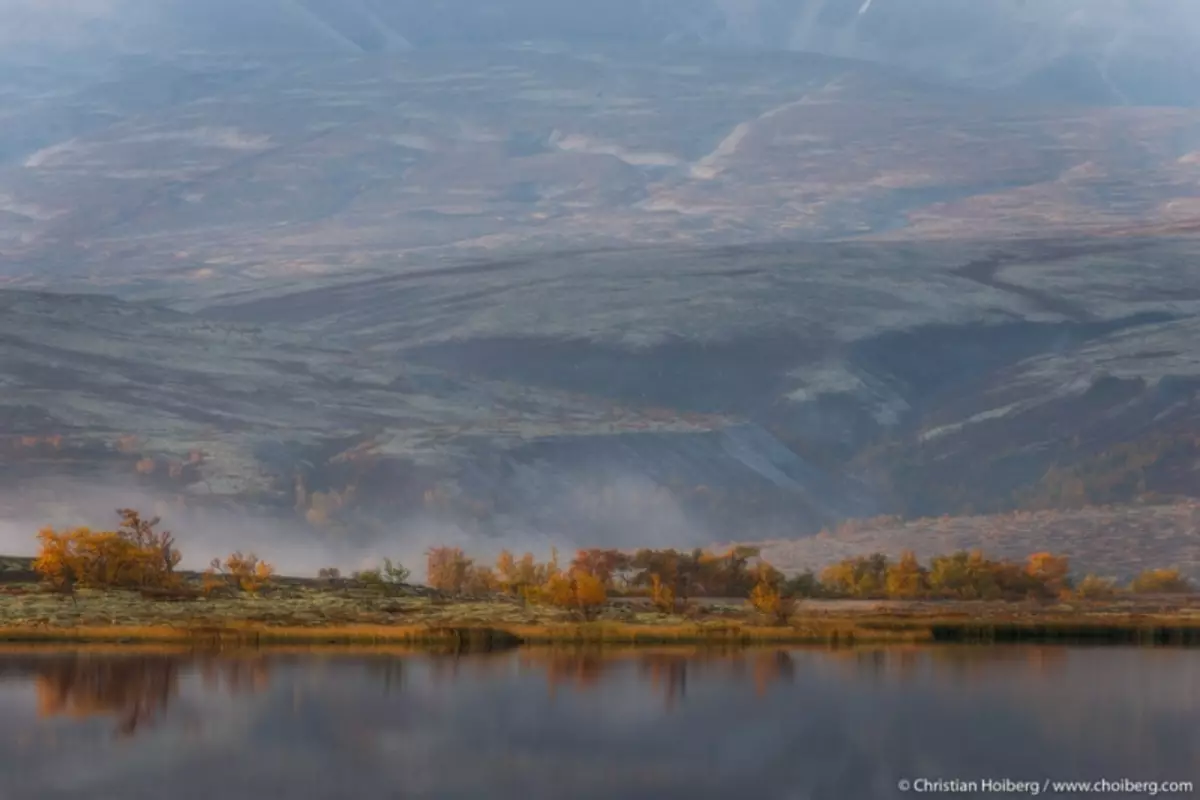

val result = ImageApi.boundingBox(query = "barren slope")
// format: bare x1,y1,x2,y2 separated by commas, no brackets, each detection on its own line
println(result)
2,51,1200,291
4,233,1200,566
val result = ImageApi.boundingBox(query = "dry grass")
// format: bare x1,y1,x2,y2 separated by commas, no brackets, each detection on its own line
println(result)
2,580,1199,646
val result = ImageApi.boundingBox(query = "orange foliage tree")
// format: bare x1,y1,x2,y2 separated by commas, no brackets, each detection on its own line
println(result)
33,509,181,594
1025,552,1073,598
206,552,274,594
426,546,473,594
541,566,608,620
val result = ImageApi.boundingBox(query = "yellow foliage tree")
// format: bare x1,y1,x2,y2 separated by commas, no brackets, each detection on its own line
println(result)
33,528,82,595
541,572,574,608
749,578,795,625
572,569,608,620
649,573,675,614
885,551,929,598
820,553,889,598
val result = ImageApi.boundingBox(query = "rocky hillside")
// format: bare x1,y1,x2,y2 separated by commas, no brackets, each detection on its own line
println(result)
4,233,1200,553
3,48,1200,289
752,502,1200,583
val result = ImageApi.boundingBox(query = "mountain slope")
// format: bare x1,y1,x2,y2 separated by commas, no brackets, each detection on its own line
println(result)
5,234,1200,557
3,50,1200,290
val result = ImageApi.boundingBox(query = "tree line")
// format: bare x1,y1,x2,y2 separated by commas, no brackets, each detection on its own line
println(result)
33,509,275,598
413,545,1194,623
28,511,1194,618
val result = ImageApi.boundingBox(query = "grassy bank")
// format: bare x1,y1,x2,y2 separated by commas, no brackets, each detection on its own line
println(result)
2,581,1199,647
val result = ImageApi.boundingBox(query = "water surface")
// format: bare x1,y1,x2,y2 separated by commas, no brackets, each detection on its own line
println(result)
1,646,1197,799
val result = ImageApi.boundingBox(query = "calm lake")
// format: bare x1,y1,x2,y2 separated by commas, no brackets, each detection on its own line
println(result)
1,646,1197,799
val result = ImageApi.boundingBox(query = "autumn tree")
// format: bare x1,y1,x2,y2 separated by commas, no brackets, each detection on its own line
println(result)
33,528,80,599
571,569,608,619
495,550,548,602
426,547,472,594
1129,568,1193,594
463,565,499,596
495,549,518,593
569,548,629,588
749,577,795,626
208,552,274,594
820,553,890,598
885,551,929,599
1074,574,1119,601
116,509,181,580
33,510,182,593
649,573,675,613
926,551,1003,600
541,571,573,609
541,564,608,620
1025,552,1073,598
631,549,679,592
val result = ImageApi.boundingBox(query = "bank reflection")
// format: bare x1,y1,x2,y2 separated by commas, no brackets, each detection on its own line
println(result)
12,654,274,737
2,645,1096,741
520,649,798,708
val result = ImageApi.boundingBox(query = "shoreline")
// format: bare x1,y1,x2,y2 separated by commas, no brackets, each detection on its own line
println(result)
2,610,1198,648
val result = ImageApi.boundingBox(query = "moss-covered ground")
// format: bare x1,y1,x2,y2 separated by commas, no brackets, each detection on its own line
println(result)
2,571,1199,647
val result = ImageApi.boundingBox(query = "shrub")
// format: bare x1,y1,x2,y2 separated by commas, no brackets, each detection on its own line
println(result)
1129,568,1193,594
353,558,410,588
381,558,410,585
207,552,274,594
1074,574,1119,601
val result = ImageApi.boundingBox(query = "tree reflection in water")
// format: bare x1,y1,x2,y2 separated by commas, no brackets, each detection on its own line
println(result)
27,654,273,737
19,646,1065,737
35,656,180,737
518,649,798,709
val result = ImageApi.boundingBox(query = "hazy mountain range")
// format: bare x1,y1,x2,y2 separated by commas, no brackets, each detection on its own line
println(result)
1,0,1199,573
4,0,1200,109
